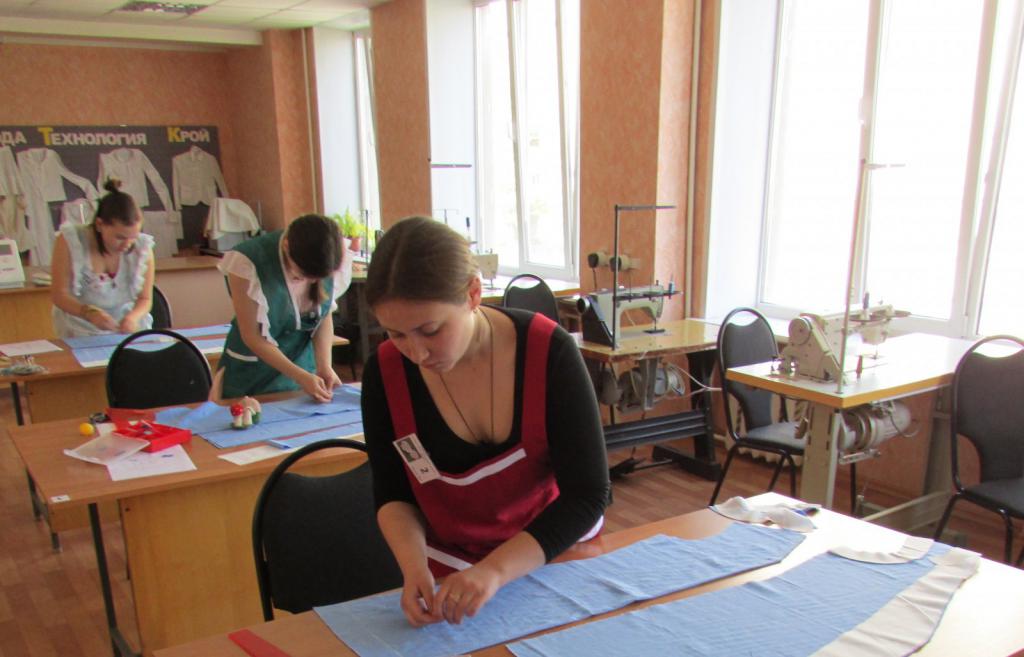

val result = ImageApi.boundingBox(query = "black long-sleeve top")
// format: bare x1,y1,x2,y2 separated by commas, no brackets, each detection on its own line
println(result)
361,307,610,562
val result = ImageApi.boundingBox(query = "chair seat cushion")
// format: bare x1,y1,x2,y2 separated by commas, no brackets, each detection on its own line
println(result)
964,478,1024,518
742,421,804,452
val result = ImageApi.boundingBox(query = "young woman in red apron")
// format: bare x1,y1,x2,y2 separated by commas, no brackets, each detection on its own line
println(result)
362,217,609,627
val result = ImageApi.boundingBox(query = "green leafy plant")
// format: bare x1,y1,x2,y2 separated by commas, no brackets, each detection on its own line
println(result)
331,208,366,239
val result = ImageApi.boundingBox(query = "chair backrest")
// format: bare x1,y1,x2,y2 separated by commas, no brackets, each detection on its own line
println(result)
252,439,402,620
150,285,173,329
717,307,782,436
502,273,560,323
105,329,212,409
951,335,1024,487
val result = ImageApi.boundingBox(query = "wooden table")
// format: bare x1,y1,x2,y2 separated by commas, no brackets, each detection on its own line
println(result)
0,256,231,343
153,492,1024,657
727,333,976,528
576,319,722,480
7,410,368,657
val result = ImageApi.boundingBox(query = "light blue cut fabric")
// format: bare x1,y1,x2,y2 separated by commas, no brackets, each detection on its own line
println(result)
154,386,363,449
509,544,951,657
72,337,225,367
268,420,364,448
63,324,232,349
314,524,804,657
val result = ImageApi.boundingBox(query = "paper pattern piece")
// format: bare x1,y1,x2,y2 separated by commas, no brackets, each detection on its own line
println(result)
155,386,363,449
63,323,231,349
712,495,819,532
0,340,62,356
72,337,223,368
219,445,298,466
509,544,976,657
106,444,197,481
315,524,805,657
268,421,365,449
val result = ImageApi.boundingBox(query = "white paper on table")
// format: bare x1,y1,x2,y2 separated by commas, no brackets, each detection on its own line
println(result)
0,340,61,356
106,444,197,481
219,444,297,465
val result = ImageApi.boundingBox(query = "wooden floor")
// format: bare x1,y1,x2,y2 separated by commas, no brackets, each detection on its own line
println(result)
0,386,1019,657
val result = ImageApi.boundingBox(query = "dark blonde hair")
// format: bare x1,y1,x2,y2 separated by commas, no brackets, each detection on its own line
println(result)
366,216,478,308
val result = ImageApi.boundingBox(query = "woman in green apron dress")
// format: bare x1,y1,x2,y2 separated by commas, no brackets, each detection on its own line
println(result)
212,214,353,402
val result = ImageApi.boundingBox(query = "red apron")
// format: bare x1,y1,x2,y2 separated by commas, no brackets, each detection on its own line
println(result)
379,313,591,576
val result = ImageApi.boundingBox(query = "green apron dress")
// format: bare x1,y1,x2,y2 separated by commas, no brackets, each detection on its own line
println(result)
218,231,335,398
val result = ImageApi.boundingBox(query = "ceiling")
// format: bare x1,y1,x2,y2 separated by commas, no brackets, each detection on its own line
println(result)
0,0,384,47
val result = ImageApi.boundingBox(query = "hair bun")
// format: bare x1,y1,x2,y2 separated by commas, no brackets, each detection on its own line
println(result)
103,178,123,193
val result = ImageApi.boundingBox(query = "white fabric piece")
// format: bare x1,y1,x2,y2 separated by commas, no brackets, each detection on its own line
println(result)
97,148,172,211
712,496,819,533
0,147,30,246
142,210,179,258
813,548,980,657
171,146,228,209
18,148,98,265
830,535,934,564
219,250,275,345
204,198,259,238
59,198,97,228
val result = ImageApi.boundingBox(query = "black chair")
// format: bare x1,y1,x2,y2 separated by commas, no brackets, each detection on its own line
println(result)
106,329,212,408
502,273,559,323
933,335,1024,565
710,308,803,505
150,285,172,329
252,439,403,620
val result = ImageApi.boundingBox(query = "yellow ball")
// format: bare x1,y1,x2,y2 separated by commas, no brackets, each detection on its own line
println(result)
78,422,96,437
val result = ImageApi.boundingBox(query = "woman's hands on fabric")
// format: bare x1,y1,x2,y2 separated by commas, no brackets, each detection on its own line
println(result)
400,567,441,627
300,370,333,402
88,309,118,332
119,313,140,334
317,365,342,392
434,562,502,625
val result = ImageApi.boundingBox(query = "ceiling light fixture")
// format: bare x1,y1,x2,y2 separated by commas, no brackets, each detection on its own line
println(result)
117,2,207,16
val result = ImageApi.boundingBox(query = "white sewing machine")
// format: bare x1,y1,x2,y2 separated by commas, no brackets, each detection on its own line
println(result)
778,303,907,383
0,239,25,289
473,253,498,284
577,283,678,348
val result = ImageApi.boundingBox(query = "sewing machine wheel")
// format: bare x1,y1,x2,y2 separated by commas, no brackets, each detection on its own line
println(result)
788,317,813,346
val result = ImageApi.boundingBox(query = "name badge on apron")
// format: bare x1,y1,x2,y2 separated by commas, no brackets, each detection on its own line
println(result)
394,434,440,484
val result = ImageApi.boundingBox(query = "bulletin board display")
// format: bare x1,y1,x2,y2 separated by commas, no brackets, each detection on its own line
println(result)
1,125,225,251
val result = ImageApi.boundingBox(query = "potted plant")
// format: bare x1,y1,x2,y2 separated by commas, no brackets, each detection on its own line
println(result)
332,208,367,252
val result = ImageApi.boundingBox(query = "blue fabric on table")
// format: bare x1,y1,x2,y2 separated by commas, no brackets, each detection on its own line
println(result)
72,336,225,368
509,544,951,657
268,420,364,449
314,523,804,657
63,324,231,349
154,386,363,449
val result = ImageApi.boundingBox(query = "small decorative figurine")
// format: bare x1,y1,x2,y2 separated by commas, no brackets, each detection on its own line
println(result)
230,397,263,430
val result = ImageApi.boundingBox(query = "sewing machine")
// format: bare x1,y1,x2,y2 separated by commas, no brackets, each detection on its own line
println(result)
473,253,498,287
778,303,907,384
577,283,678,348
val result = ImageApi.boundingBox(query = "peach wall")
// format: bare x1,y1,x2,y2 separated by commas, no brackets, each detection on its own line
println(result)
580,0,665,296
691,0,719,318
0,41,239,195
267,30,316,223
655,0,694,322
372,0,432,228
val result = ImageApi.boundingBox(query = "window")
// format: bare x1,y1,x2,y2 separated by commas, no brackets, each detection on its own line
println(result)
710,0,1023,339
354,31,381,237
474,0,580,280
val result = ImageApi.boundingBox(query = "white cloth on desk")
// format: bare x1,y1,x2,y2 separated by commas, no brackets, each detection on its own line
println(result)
711,495,819,532
59,198,97,228
17,148,98,266
172,146,228,209
204,198,259,239
142,210,180,258
813,548,979,657
830,535,933,564
97,148,173,211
